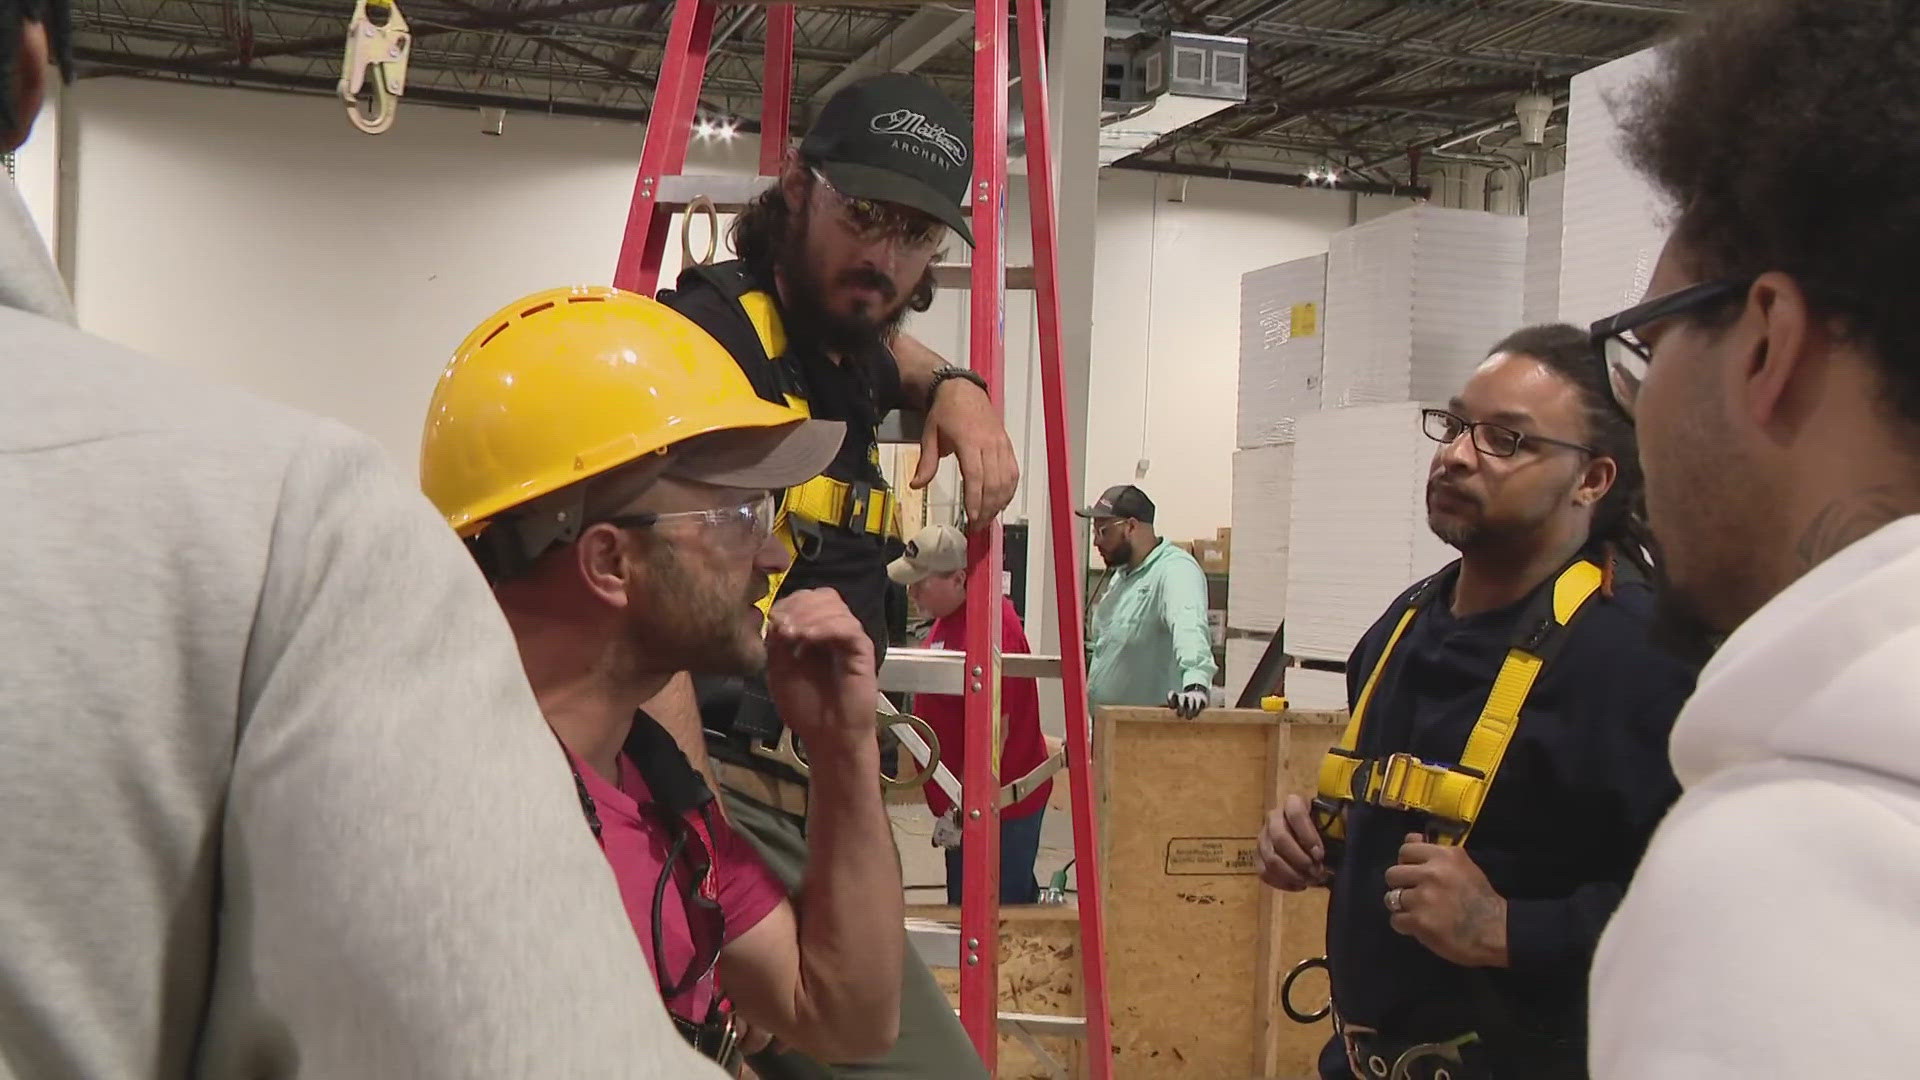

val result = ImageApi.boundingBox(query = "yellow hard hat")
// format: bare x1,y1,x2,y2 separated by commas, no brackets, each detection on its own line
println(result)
421,285,836,538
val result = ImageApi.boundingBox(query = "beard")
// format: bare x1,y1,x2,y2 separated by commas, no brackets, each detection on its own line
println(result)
777,197,915,355
625,543,770,677
1098,540,1133,568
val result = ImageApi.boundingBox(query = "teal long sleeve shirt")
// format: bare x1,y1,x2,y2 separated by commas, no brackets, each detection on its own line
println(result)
1086,539,1218,709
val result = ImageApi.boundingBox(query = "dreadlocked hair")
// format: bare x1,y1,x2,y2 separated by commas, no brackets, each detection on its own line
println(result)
1492,323,1656,596
0,0,72,137
728,165,939,315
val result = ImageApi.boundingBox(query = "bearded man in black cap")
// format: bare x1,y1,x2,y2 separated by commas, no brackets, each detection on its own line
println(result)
646,73,1013,1079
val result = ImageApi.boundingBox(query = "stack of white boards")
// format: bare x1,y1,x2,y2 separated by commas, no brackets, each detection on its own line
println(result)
1559,47,1671,328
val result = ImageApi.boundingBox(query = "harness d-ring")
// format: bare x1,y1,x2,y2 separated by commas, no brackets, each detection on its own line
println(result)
681,194,722,268
1281,954,1331,1024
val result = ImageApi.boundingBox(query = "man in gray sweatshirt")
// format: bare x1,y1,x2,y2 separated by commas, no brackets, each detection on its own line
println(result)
0,4,724,1077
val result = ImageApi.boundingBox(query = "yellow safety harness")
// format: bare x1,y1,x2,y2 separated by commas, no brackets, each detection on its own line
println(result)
1313,558,1606,847
714,277,903,613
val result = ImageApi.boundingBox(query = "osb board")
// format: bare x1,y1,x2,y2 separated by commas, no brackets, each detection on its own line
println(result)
1093,707,1344,1079
1263,719,1343,1077
919,906,1083,1080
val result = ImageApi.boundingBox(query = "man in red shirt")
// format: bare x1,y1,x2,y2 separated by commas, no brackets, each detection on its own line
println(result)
421,289,903,1071
890,524,1054,904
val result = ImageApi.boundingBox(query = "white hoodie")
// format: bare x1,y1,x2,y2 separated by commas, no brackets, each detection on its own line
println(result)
0,183,722,1079
1591,516,1920,1077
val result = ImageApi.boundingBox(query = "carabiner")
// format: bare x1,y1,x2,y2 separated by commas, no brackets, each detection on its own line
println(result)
339,0,411,134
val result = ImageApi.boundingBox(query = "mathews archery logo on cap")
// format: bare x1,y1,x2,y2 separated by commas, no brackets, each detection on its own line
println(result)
869,108,967,168
802,72,974,246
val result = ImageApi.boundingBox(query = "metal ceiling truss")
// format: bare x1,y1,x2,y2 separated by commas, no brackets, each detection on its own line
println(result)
69,0,1688,186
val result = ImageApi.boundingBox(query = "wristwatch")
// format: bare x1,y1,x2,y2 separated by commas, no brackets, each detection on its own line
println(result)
924,365,990,411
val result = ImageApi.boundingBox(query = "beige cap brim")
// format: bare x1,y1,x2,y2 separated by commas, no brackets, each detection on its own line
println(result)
665,418,846,491
888,555,934,586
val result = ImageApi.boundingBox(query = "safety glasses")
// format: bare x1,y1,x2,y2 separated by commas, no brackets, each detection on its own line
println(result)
602,493,775,549
1421,408,1595,459
811,169,947,249
1588,278,1754,417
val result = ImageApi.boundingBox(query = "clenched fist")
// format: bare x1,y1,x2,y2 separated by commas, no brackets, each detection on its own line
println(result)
1257,794,1331,891
764,589,879,762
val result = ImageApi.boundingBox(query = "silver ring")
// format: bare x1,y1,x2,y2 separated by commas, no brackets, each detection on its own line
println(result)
1384,887,1405,913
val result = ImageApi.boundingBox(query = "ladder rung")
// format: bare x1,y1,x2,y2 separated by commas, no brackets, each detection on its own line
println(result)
652,173,775,212
653,173,978,218
933,264,1037,290
998,1012,1088,1037
879,648,1063,695
875,411,926,445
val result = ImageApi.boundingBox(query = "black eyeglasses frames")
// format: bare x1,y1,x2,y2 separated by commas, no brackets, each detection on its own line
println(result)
1420,408,1596,459
1588,278,1754,416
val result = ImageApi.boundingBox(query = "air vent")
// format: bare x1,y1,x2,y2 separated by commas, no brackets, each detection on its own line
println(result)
1213,51,1245,92
1173,45,1205,83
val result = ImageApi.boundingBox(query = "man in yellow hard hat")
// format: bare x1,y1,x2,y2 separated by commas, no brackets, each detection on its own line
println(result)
421,287,904,1072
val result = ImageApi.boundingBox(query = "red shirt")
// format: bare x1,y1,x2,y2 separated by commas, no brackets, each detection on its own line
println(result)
571,750,786,1021
916,597,1053,820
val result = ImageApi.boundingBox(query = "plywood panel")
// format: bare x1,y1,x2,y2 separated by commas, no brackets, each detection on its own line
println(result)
1095,707,1344,1079
920,905,1084,1079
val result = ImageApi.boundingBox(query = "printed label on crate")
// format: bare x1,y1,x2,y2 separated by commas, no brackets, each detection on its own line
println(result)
1290,302,1318,337
1164,837,1261,875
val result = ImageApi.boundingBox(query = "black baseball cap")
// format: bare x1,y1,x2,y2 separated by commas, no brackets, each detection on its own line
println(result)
1075,485,1155,524
802,73,974,247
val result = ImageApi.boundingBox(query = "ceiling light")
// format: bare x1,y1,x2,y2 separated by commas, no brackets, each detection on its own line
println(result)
694,120,714,139
717,121,737,141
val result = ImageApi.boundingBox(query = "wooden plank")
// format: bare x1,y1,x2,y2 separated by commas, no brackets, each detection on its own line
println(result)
1095,707,1345,1079
1098,705,1347,727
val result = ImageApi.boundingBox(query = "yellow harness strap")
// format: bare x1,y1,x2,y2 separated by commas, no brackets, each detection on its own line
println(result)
1314,559,1605,846
740,290,902,615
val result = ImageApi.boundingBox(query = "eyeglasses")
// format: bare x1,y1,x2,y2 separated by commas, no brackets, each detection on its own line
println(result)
1588,278,1753,417
1093,518,1131,537
652,806,726,1002
602,493,775,548
811,168,947,249
1421,408,1595,459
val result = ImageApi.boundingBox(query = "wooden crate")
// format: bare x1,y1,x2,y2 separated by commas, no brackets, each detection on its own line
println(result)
1094,707,1344,1079
920,904,1085,1079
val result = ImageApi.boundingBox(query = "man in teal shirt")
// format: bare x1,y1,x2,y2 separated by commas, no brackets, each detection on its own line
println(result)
1077,485,1218,717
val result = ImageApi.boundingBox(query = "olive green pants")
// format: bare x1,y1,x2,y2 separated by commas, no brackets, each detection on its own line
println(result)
723,789,989,1080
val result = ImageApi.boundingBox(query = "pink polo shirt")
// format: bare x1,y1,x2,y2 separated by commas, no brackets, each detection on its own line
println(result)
571,750,786,1021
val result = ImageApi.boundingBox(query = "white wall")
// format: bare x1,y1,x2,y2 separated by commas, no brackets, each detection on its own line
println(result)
1081,171,1405,542
59,77,1409,549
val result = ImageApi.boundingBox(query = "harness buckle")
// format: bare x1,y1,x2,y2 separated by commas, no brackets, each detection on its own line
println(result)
1375,753,1454,814
844,481,872,532
787,512,825,561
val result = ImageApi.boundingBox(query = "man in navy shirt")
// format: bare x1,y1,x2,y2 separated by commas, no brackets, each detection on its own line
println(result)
1258,324,1697,1079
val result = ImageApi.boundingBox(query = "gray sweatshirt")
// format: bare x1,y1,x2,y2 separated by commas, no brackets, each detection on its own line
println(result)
0,184,722,1079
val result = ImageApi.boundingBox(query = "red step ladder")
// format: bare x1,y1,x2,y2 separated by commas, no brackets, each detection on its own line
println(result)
611,2,1113,1075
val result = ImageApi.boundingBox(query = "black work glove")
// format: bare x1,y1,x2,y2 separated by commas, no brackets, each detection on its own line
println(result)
1166,684,1209,719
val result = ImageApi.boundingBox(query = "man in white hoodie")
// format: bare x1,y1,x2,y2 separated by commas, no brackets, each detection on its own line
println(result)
1586,2,1920,1075
0,3,723,1077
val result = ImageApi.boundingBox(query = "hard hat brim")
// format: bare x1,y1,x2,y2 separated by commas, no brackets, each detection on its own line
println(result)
665,414,847,492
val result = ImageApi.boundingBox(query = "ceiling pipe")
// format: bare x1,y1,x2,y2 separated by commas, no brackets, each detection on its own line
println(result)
1351,95,1566,173
79,0,648,78
1110,156,1430,199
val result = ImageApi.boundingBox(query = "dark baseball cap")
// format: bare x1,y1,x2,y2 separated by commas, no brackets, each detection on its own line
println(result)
802,73,974,247
1075,485,1155,524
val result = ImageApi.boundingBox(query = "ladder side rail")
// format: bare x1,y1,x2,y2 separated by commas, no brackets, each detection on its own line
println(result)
957,0,1011,1065
612,0,717,294
758,7,795,177
1013,0,1114,1072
